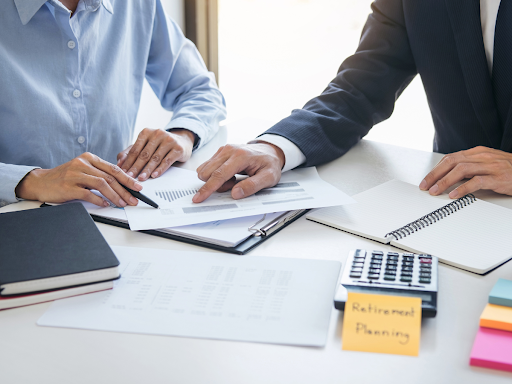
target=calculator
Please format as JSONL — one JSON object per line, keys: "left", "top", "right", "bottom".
{"left": 334, "top": 249, "right": 439, "bottom": 317}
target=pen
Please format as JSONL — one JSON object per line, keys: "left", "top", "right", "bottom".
{"left": 121, "top": 185, "right": 159, "bottom": 209}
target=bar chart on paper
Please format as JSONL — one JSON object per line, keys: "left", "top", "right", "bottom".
{"left": 155, "top": 189, "right": 199, "bottom": 203}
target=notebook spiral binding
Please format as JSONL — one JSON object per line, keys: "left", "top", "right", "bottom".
{"left": 385, "top": 193, "right": 477, "bottom": 240}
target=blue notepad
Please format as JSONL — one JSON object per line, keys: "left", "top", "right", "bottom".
{"left": 489, "top": 279, "right": 512, "bottom": 308}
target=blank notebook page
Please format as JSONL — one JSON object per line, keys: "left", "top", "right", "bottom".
{"left": 396, "top": 198, "right": 512, "bottom": 273}
{"left": 307, "top": 180, "right": 450, "bottom": 242}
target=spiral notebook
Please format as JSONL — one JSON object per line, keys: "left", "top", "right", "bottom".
{"left": 306, "top": 180, "right": 512, "bottom": 274}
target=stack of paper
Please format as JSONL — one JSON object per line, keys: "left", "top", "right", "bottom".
{"left": 38, "top": 246, "right": 341, "bottom": 347}
{"left": 470, "top": 279, "right": 512, "bottom": 373}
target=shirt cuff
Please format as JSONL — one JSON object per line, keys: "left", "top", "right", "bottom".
{"left": 248, "top": 134, "right": 307, "bottom": 173}
{"left": 0, "top": 164, "right": 40, "bottom": 207}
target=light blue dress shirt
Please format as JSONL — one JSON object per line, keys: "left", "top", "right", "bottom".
{"left": 0, "top": 0, "right": 226, "bottom": 207}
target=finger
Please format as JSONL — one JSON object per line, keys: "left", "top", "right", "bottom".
{"left": 121, "top": 129, "right": 152, "bottom": 174}
{"left": 231, "top": 168, "right": 280, "bottom": 199}
{"left": 448, "top": 175, "right": 493, "bottom": 199}
{"left": 117, "top": 145, "right": 132, "bottom": 167}
{"left": 427, "top": 162, "right": 491, "bottom": 196}
{"left": 420, "top": 152, "right": 466, "bottom": 191}
{"left": 193, "top": 160, "right": 241, "bottom": 203}
{"left": 216, "top": 177, "right": 238, "bottom": 193}
{"left": 196, "top": 146, "right": 225, "bottom": 176}
{"left": 78, "top": 189, "right": 111, "bottom": 208}
{"left": 196, "top": 145, "right": 240, "bottom": 182}
{"left": 128, "top": 139, "right": 161, "bottom": 180}
{"left": 78, "top": 174, "right": 136, "bottom": 208}
{"left": 86, "top": 153, "right": 143, "bottom": 193}
{"left": 150, "top": 147, "right": 185, "bottom": 179}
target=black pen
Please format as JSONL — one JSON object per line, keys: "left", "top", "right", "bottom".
{"left": 121, "top": 185, "right": 159, "bottom": 209}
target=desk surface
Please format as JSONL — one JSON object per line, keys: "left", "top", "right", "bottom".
{"left": 2, "top": 126, "right": 512, "bottom": 384}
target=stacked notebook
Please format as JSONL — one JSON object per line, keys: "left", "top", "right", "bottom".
{"left": 470, "top": 279, "right": 512, "bottom": 373}
{"left": 306, "top": 180, "right": 512, "bottom": 274}
{"left": 0, "top": 203, "right": 120, "bottom": 309}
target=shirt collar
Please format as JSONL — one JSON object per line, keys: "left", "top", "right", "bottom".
{"left": 14, "top": 0, "right": 113, "bottom": 25}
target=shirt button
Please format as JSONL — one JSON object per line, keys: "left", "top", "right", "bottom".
{"left": 67, "top": 41, "right": 76, "bottom": 49}
{"left": 77, "top": 136, "right": 85, "bottom": 144}
{"left": 73, "top": 89, "right": 81, "bottom": 98}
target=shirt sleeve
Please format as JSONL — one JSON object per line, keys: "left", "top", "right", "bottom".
{"left": 145, "top": 1, "right": 227, "bottom": 151}
{"left": 248, "top": 134, "right": 307, "bottom": 172}
{"left": 0, "top": 163, "right": 40, "bottom": 207}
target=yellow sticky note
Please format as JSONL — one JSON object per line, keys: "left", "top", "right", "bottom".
{"left": 341, "top": 292, "right": 422, "bottom": 356}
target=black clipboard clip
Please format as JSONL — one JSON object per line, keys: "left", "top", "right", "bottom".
{"left": 248, "top": 210, "right": 307, "bottom": 237}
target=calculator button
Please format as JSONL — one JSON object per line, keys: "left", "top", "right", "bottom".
{"left": 384, "top": 275, "right": 396, "bottom": 281}
{"left": 420, "top": 265, "right": 432, "bottom": 270}
{"left": 371, "top": 256, "right": 383, "bottom": 261}
{"left": 385, "top": 266, "right": 397, "bottom": 271}
{"left": 372, "top": 251, "right": 384, "bottom": 256}
{"left": 403, "top": 253, "right": 414, "bottom": 257}
{"left": 419, "top": 278, "right": 431, "bottom": 284}
{"left": 402, "top": 260, "right": 414, "bottom": 265}
{"left": 352, "top": 261, "right": 365, "bottom": 267}
{"left": 419, "top": 273, "right": 431, "bottom": 278}
{"left": 350, "top": 273, "right": 362, "bottom": 278}
{"left": 387, "top": 256, "right": 399, "bottom": 262}
{"left": 369, "top": 268, "right": 381, "bottom": 274}
{"left": 387, "top": 260, "right": 398, "bottom": 266}
{"left": 387, "top": 252, "right": 399, "bottom": 257}
{"left": 400, "top": 276, "right": 413, "bottom": 282}
{"left": 420, "top": 258, "right": 432, "bottom": 264}
{"left": 418, "top": 254, "right": 432, "bottom": 259}
{"left": 367, "top": 274, "right": 380, "bottom": 280}
{"left": 402, "top": 266, "right": 413, "bottom": 272}
{"left": 354, "top": 250, "right": 367, "bottom": 257}
{"left": 370, "top": 262, "right": 382, "bottom": 268}
{"left": 400, "top": 271, "right": 413, "bottom": 277}
{"left": 351, "top": 268, "right": 363, "bottom": 274}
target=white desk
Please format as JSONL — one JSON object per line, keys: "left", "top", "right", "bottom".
{"left": 2, "top": 128, "right": 512, "bottom": 383}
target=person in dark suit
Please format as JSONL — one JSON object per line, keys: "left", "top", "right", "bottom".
{"left": 193, "top": 0, "right": 512, "bottom": 203}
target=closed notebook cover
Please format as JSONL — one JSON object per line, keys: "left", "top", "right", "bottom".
{"left": 0, "top": 203, "right": 119, "bottom": 289}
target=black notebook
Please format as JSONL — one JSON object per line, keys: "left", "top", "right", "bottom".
{"left": 0, "top": 203, "right": 120, "bottom": 296}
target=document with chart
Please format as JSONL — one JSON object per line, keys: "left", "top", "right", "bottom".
{"left": 37, "top": 246, "right": 341, "bottom": 347}
{"left": 124, "top": 166, "right": 354, "bottom": 230}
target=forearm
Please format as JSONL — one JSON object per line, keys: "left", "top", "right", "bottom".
{"left": 0, "top": 163, "right": 40, "bottom": 207}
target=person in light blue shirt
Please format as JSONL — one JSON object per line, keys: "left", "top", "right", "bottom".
{"left": 0, "top": 0, "right": 226, "bottom": 208}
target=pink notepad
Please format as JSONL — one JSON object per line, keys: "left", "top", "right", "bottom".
{"left": 470, "top": 327, "right": 512, "bottom": 373}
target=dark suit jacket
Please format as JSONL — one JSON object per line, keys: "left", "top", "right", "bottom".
{"left": 264, "top": 0, "right": 512, "bottom": 166}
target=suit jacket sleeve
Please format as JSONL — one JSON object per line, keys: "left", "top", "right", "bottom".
{"left": 263, "top": 0, "right": 417, "bottom": 166}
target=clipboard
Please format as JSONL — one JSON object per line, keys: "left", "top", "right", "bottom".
{"left": 40, "top": 204, "right": 308, "bottom": 255}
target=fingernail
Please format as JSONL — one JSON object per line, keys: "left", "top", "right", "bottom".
{"left": 152, "top": 171, "right": 159, "bottom": 178}
{"left": 134, "top": 182, "right": 143, "bottom": 191}
{"left": 128, "top": 171, "right": 134, "bottom": 177}
{"left": 429, "top": 184, "right": 439, "bottom": 195}
{"left": 419, "top": 179, "right": 427, "bottom": 190}
{"left": 139, "top": 173, "right": 147, "bottom": 180}
{"left": 449, "top": 189, "right": 459, "bottom": 199}
{"left": 118, "top": 199, "right": 127, "bottom": 207}
{"left": 233, "top": 187, "right": 245, "bottom": 199}
{"left": 103, "top": 200, "right": 110, "bottom": 207}
{"left": 130, "top": 197, "right": 138, "bottom": 205}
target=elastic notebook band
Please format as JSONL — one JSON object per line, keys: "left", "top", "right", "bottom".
{"left": 384, "top": 193, "right": 476, "bottom": 240}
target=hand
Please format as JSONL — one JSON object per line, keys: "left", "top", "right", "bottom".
{"left": 117, "top": 128, "right": 195, "bottom": 181}
{"left": 419, "top": 146, "right": 512, "bottom": 198}
{"left": 193, "top": 143, "right": 286, "bottom": 203}
{"left": 15, "top": 152, "right": 143, "bottom": 207}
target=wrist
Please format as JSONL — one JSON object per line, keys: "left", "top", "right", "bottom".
{"left": 15, "top": 168, "right": 47, "bottom": 201}
{"left": 255, "top": 141, "right": 286, "bottom": 170}
{"left": 170, "top": 129, "right": 196, "bottom": 149}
